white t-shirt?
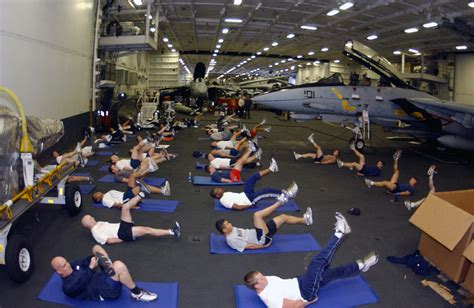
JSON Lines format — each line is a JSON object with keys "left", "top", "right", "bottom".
{"left": 258, "top": 276, "right": 305, "bottom": 308}
{"left": 220, "top": 192, "right": 251, "bottom": 209}
{"left": 116, "top": 159, "right": 132, "bottom": 171}
{"left": 216, "top": 140, "right": 234, "bottom": 149}
{"left": 102, "top": 190, "right": 125, "bottom": 208}
{"left": 211, "top": 158, "right": 231, "bottom": 169}
{"left": 226, "top": 227, "right": 261, "bottom": 252}
{"left": 91, "top": 221, "right": 120, "bottom": 244}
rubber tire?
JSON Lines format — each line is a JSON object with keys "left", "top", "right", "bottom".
{"left": 349, "top": 137, "right": 365, "bottom": 151}
{"left": 5, "top": 234, "right": 34, "bottom": 283}
{"left": 65, "top": 184, "right": 82, "bottom": 216}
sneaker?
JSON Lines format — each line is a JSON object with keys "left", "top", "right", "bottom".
{"left": 249, "top": 141, "right": 257, "bottom": 153}
{"left": 427, "top": 165, "right": 437, "bottom": 176}
{"left": 293, "top": 152, "right": 301, "bottom": 160}
{"left": 255, "top": 148, "right": 263, "bottom": 160}
{"left": 285, "top": 181, "right": 298, "bottom": 198}
{"left": 336, "top": 159, "right": 344, "bottom": 168}
{"left": 172, "top": 222, "right": 181, "bottom": 238}
{"left": 276, "top": 193, "right": 289, "bottom": 204}
{"left": 78, "top": 154, "right": 86, "bottom": 167}
{"left": 263, "top": 126, "right": 272, "bottom": 133}
{"left": 137, "top": 191, "right": 146, "bottom": 199}
{"left": 393, "top": 150, "right": 402, "bottom": 161}
{"left": 88, "top": 176, "right": 94, "bottom": 184}
{"left": 364, "top": 178, "right": 373, "bottom": 188}
{"left": 358, "top": 251, "right": 379, "bottom": 272}
{"left": 334, "top": 212, "right": 351, "bottom": 235}
{"left": 307, "top": 133, "right": 315, "bottom": 143}
{"left": 137, "top": 180, "right": 152, "bottom": 195}
{"left": 95, "top": 252, "right": 115, "bottom": 276}
{"left": 404, "top": 200, "right": 416, "bottom": 211}
{"left": 145, "top": 131, "right": 154, "bottom": 142}
{"left": 131, "top": 288, "right": 158, "bottom": 302}
{"left": 75, "top": 142, "right": 82, "bottom": 153}
{"left": 161, "top": 181, "right": 171, "bottom": 196}
{"left": 269, "top": 157, "right": 279, "bottom": 172}
{"left": 304, "top": 207, "right": 313, "bottom": 225}
{"left": 260, "top": 118, "right": 267, "bottom": 125}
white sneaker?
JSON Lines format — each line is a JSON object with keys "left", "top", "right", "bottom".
{"left": 264, "top": 126, "right": 272, "bottom": 133}
{"left": 161, "top": 181, "right": 171, "bottom": 196}
{"left": 293, "top": 152, "right": 301, "bottom": 160}
{"left": 260, "top": 118, "right": 266, "bottom": 125}
{"left": 75, "top": 142, "right": 82, "bottom": 153}
{"left": 285, "top": 181, "right": 298, "bottom": 198}
{"left": 404, "top": 200, "right": 416, "bottom": 211}
{"left": 336, "top": 159, "right": 344, "bottom": 168}
{"left": 307, "top": 133, "right": 315, "bottom": 143}
{"left": 393, "top": 150, "right": 402, "bottom": 161}
{"left": 358, "top": 251, "right": 379, "bottom": 272}
{"left": 304, "top": 207, "right": 313, "bottom": 225}
{"left": 427, "top": 165, "right": 437, "bottom": 176}
{"left": 277, "top": 193, "right": 289, "bottom": 204}
{"left": 255, "top": 148, "right": 262, "bottom": 160}
{"left": 131, "top": 288, "right": 158, "bottom": 302}
{"left": 269, "top": 158, "right": 279, "bottom": 172}
{"left": 334, "top": 212, "right": 351, "bottom": 235}
{"left": 364, "top": 178, "right": 373, "bottom": 188}
{"left": 249, "top": 141, "right": 257, "bottom": 153}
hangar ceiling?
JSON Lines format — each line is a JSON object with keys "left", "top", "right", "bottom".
{"left": 105, "top": 0, "right": 474, "bottom": 78}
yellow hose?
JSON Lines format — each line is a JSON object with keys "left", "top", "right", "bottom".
{"left": 0, "top": 86, "right": 33, "bottom": 153}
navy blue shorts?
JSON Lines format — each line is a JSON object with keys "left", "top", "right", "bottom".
{"left": 313, "top": 155, "right": 323, "bottom": 162}
{"left": 117, "top": 220, "right": 135, "bottom": 242}
{"left": 229, "top": 148, "right": 239, "bottom": 156}
{"left": 256, "top": 219, "right": 278, "bottom": 245}
{"left": 123, "top": 187, "right": 135, "bottom": 202}
{"left": 88, "top": 271, "right": 122, "bottom": 300}
{"left": 390, "top": 183, "right": 401, "bottom": 194}
{"left": 130, "top": 159, "right": 140, "bottom": 169}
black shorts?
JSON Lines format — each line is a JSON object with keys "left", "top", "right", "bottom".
{"left": 229, "top": 157, "right": 238, "bottom": 165}
{"left": 88, "top": 271, "right": 122, "bottom": 300}
{"left": 255, "top": 219, "right": 278, "bottom": 245}
{"left": 130, "top": 159, "right": 140, "bottom": 169}
{"left": 313, "top": 155, "right": 323, "bottom": 162}
{"left": 117, "top": 220, "right": 135, "bottom": 242}
{"left": 390, "top": 183, "right": 401, "bottom": 194}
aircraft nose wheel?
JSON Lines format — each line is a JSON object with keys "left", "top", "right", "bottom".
{"left": 349, "top": 137, "right": 365, "bottom": 151}
{"left": 5, "top": 234, "right": 34, "bottom": 283}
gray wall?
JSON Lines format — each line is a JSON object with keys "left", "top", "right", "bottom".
{"left": 454, "top": 54, "right": 474, "bottom": 105}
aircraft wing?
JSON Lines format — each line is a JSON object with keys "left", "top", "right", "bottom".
{"left": 406, "top": 98, "right": 474, "bottom": 129}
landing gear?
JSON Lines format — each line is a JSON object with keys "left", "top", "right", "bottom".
{"left": 5, "top": 234, "right": 34, "bottom": 283}
{"left": 349, "top": 137, "right": 365, "bottom": 151}
{"left": 65, "top": 184, "right": 82, "bottom": 216}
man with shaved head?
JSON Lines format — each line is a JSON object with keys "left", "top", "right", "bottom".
{"left": 50, "top": 245, "right": 157, "bottom": 302}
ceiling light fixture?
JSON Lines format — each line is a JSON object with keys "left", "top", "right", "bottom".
{"left": 281, "top": 60, "right": 286, "bottom": 63}
{"left": 423, "top": 21, "right": 438, "bottom": 28}
{"left": 367, "top": 34, "right": 378, "bottom": 40}
{"left": 167, "top": 44, "right": 173, "bottom": 48}
{"left": 456, "top": 45, "right": 468, "bottom": 50}
{"left": 393, "top": 50, "right": 401, "bottom": 55}
{"left": 306, "top": 62, "right": 311, "bottom": 65}
{"left": 321, "top": 47, "right": 329, "bottom": 52}
{"left": 224, "top": 18, "right": 243, "bottom": 23}
{"left": 163, "top": 38, "right": 169, "bottom": 42}
{"left": 214, "top": 49, "right": 219, "bottom": 53}
{"left": 256, "top": 52, "right": 262, "bottom": 55}
{"left": 132, "top": 0, "right": 143, "bottom": 5}
{"left": 150, "top": 27, "right": 156, "bottom": 32}
{"left": 307, "top": 51, "right": 315, "bottom": 55}
{"left": 300, "top": 25, "right": 318, "bottom": 31}
{"left": 213, "top": 53, "right": 217, "bottom": 56}
{"left": 272, "top": 42, "right": 279, "bottom": 46}
{"left": 263, "top": 47, "right": 269, "bottom": 51}
{"left": 171, "top": 48, "right": 176, "bottom": 52}
{"left": 334, "top": 59, "right": 340, "bottom": 63}
{"left": 339, "top": 2, "right": 354, "bottom": 10}
{"left": 286, "top": 33, "right": 295, "bottom": 39}
{"left": 269, "top": 65, "right": 273, "bottom": 68}
{"left": 408, "top": 48, "right": 419, "bottom": 53}
{"left": 234, "top": 0, "right": 242, "bottom": 5}
{"left": 296, "top": 55, "right": 303, "bottom": 58}
{"left": 218, "top": 38, "right": 224, "bottom": 43}
{"left": 216, "top": 44, "right": 221, "bottom": 48}
{"left": 404, "top": 27, "right": 418, "bottom": 33}
{"left": 468, "top": 1, "right": 474, "bottom": 8}
{"left": 251, "top": 55, "right": 256, "bottom": 58}
{"left": 327, "top": 9, "right": 340, "bottom": 16}
{"left": 222, "top": 28, "right": 229, "bottom": 34}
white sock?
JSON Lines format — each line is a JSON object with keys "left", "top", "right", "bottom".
{"left": 168, "top": 229, "right": 174, "bottom": 235}
{"left": 334, "top": 231, "right": 343, "bottom": 239}
{"left": 357, "top": 260, "right": 364, "bottom": 270}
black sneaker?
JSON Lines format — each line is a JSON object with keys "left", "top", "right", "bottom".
{"left": 172, "top": 222, "right": 181, "bottom": 239}
{"left": 95, "top": 252, "right": 115, "bottom": 276}
{"left": 88, "top": 176, "right": 94, "bottom": 184}
{"left": 136, "top": 180, "right": 152, "bottom": 195}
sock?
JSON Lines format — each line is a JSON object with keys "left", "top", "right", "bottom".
{"left": 169, "top": 229, "right": 174, "bottom": 235}
{"left": 356, "top": 259, "right": 364, "bottom": 270}
{"left": 131, "top": 286, "right": 141, "bottom": 295}
{"left": 334, "top": 231, "right": 343, "bottom": 239}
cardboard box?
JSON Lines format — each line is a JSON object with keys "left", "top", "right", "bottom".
{"left": 462, "top": 241, "right": 474, "bottom": 293}
{"left": 409, "top": 190, "right": 474, "bottom": 283}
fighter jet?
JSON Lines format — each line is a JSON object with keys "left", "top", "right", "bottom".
{"left": 253, "top": 40, "right": 474, "bottom": 151}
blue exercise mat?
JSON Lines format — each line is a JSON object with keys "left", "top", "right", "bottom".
{"left": 85, "top": 160, "right": 100, "bottom": 166}
{"left": 97, "top": 151, "right": 114, "bottom": 156}
{"left": 98, "top": 174, "right": 166, "bottom": 187}
{"left": 71, "top": 172, "right": 90, "bottom": 177}
{"left": 214, "top": 199, "right": 300, "bottom": 212}
{"left": 198, "top": 137, "right": 210, "bottom": 140}
{"left": 93, "top": 199, "right": 178, "bottom": 212}
{"left": 38, "top": 273, "right": 179, "bottom": 307}
{"left": 99, "top": 165, "right": 110, "bottom": 172}
{"left": 210, "top": 233, "right": 320, "bottom": 254}
{"left": 195, "top": 161, "right": 207, "bottom": 169}
{"left": 234, "top": 275, "right": 378, "bottom": 307}
{"left": 194, "top": 176, "right": 244, "bottom": 186}
{"left": 79, "top": 184, "right": 96, "bottom": 194}
{"left": 98, "top": 174, "right": 119, "bottom": 183}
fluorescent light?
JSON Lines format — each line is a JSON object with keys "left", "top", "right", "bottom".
{"left": 314, "top": 60, "right": 320, "bottom": 64}
{"left": 234, "top": 0, "right": 242, "bottom": 5}
{"left": 393, "top": 50, "right": 401, "bottom": 55}
{"left": 281, "top": 60, "right": 286, "bottom": 63}
{"left": 404, "top": 27, "right": 418, "bottom": 33}
{"left": 247, "top": 58, "right": 251, "bottom": 61}
{"left": 213, "top": 53, "right": 217, "bottom": 56}
{"left": 469, "top": 1, "right": 474, "bottom": 8}
{"left": 272, "top": 42, "right": 279, "bottom": 46}
{"left": 216, "top": 44, "right": 221, "bottom": 48}
{"left": 408, "top": 48, "right": 419, "bottom": 53}
{"left": 339, "top": 2, "right": 354, "bottom": 10}
{"left": 251, "top": 55, "right": 256, "bottom": 58}
{"left": 423, "top": 22, "right": 438, "bottom": 28}
{"left": 274, "top": 62, "right": 279, "bottom": 65}
{"left": 307, "top": 51, "right": 314, "bottom": 55}
{"left": 287, "top": 58, "right": 293, "bottom": 61}
{"left": 327, "top": 9, "right": 340, "bottom": 16}
{"left": 263, "top": 47, "right": 269, "bottom": 51}
{"left": 456, "top": 45, "right": 468, "bottom": 50}
{"left": 171, "top": 49, "right": 176, "bottom": 52}
{"left": 300, "top": 25, "right": 318, "bottom": 31}
{"left": 163, "top": 37, "right": 169, "bottom": 42}
{"left": 218, "top": 38, "right": 224, "bottom": 43}
{"left": 150, "top": 27, "right": 156, "bottom": 33}
{"left": 224, "top": 18, "right": 243, "bottom": 23}
{"left": 214, "top": 49, "right": 219, "bottom": 53}
{"left": 334, "top": 59, "right": 340, "bottom": 63}
{"left": 256, "top": 52, "right": 262, "bottom": 55}
{"left": 306, "top": 62, "right": 311, "bottom": 65}
{"left": 132, "top": 0, "right": 143, "bottom": 5}
{"left": 321, "top": 47, "right": 329, "bottom": 52}
{"left": 367, "top": 34, "right": 378, "bottom": 40}
{"left": 268, "top": 65, "right": 272, "bottom": 68}
{"left": 296, "top": 55, "right": 303, "bottom": 58}
{"left": 222, "top": 28, "right": 229, "bottom": 34}
{"left": 167, "top": 44, "right": 173, "bottom": 48}
{"left": 290, "top": 66, "right": 295, "bottom": 70}
{"left": 286, "top": 33, "right": 295, "bottom": 39}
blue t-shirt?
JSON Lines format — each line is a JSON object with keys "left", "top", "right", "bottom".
{"left": 359, "top": 165, "right": 381, "bottom": 177}
{"left": 393, "top": 183, "right": 415, "bottom": 195}
{"left": 211, "top": 170, "right": 231, "bottom": 182}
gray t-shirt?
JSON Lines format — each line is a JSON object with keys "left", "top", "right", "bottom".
{"left": 226, "top": 227, "right": 263, "bottom": 252}
{"left": 114, "top": 169, "right": 133, "bottom": 183}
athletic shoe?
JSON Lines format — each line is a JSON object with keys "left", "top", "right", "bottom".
{"left": 304, "top": 207, "right": 313, "bottom": 226}
{"left": 77, "top": 153, "right": 86, "bottom": 167}
{"left": 137, "top": 191, "right": 146, "bottom": 199}
{"left": 269, "top": 157, "right": 279, "bottom": 173}
{"left": 75, "top": 142, "right": 82, "bottom": 154}
{"left": 131, "top": 288, "right": 158, "bottom": 302}
{"left": 358, "top": 251, "right": 379, "bottom": 272}
{"left": 276, "top": 193, "right": 289, "bottom": 204}
{"left": 404, "top": 200, "right": 416, "bottom": 211}
{"left": 293, "top": 151, "right": 301, "bottom": 160}
{"left": 364, "top": 178, "right": 373, "bottom": 188}
{"left": 260, "top": 118, "right": 267, "bottom": 125}
{"left": 336, "top": 159, "right": 344, "bottom": 168}
{"left": 264, "top": 126, "right": 272, "bottom": 133}
{"left": 172, "top": 222, "right": 181, "bottom": 238}
{"left": 145, "top": 131, "right": 154, "bottom": 142}
{"left": 249, "top": 141, "right": 257, "bottom": 153}
{"left": 95, "top": 252, "right": 115, "bottom": 276}
{"left": 427, "top": 165, "right": 437, "bottom": 176}
{"left": 255, "top": 148, "right": 263, "bottom": 160}
{"left": 137, "top": 180, "right": 152, "bottom": 195}
{"left": 393, "top": 150, "right": 402, "bottom": 161}
{"left": 161, "top": 181, "right": 171, "bottom": 196}
{"left": 88, "top": 176, "right": 94, "bottom": 184}
{"left": 334, "top": 212, "right": 351, "bottom": 235}
{"left": 285, "top": 181, "right": 298, "bottom": 198}
{"left": 307, "top": 133, "right": 315, "bottom": 144}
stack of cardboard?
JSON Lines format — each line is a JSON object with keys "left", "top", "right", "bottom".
{"left": 409, "top": 190, "right": 474, "bottom": 289}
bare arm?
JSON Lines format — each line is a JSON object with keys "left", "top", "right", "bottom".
{"left": 245, "top": 243, "right": 271, "bottom": 250}
{"left": 106, "top": 238, "right": 124, "bottom": 244}
{"left": 220, "top": 178, "right": 233, "bottom": 183}
{"left": 231, "top": 204, "right": 253, "bottom": 211}
{"left": 283, "top": 298, "right": 317, "bottom": 308}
